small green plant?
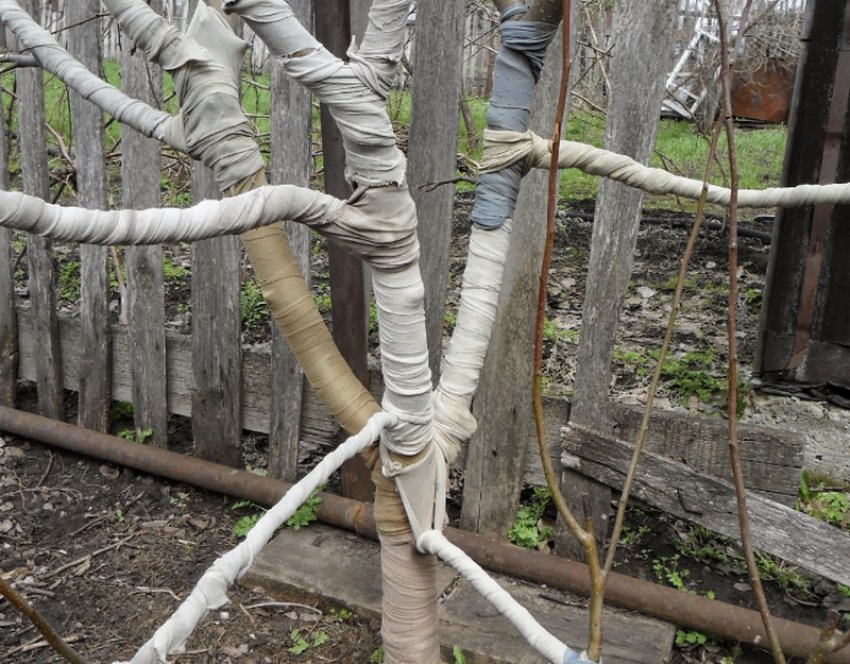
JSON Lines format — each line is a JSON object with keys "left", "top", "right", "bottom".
{"left": 162, "top": 256, "right": 187, "bottom": 281}
{"left": 116, "top": 427, "right": 153, "bottom": 443}
{"left": 755, "top": 552, "right": 811, "bottom": 596}
{"left": 797, "top": 472, "right": 850, "bottom": 530}
{"left": 313, "top": 293, "right": 332, "bottom": 313}
{"left": 58, "top": 260, "right": 81, "bottom": 302}
{"left": 618, "top": 523, "right": 650, "bottom": 548}
{"left": 836, "top": 583, "right": 850, "bottom": 598}
{"left": 111, "top": 401, "right": 134, "bottom": 420}
{"left": 451, "top": 645, "right": 466, "bottom": 664}
{"left": 114, "top": 508, "right": 124, "bottom": 522}
{"left": 231, "top": 499, "right": 264, "bottom": 538}
{"left": 652, "top": 554, "right": 689, "bottom": 592}
{"left": 288, "top": 628, "right": 329, "bottom": 654}
{"left": 287, "top": 488, "right": 323, "bottom": 530}
{"left": 369, "top": 645, "right": 384, "bottom": 663}
{"left": 675, "top": 629, "right": 707, "bottom": 646}
{"left": 674, "top": 524, "right": 731, "bottom": 566}
{"left": 240, "top": 279, "right": 268, "bottom": 328}
{"left": 329, "top": 607, "right": 353, "bottom": 622}
{"left": 507, "top": 486, "right": 553, "bottom": 550}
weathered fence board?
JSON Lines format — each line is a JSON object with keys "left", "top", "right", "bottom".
{"left": 68, "top": 0, "right": 110, "bottom": 433}
{"left": 564, "top": 0, "right": 679, "bottom": 557}
{"left": 190, "top": 163, "right": 243, "bottom": 466}
{"left": 408, "top": 0, "right": 464, "bottom": 380}
{"left": 121, "top": 8, "right": 169, "bottom": 447}
{"left": 610, "top": 405, "right": 803, "bottom": 504}
{"left": 563, "top": 424, "right": 850, "bottom": 586}
{"left": 461, "top": 32, "right": 564, "bottom": 539}
{"left": 0, "top": 42, "right": 16, "bottom": 407}
{"left": 17, "top": 0, "right": 63, "bottom": 421}
{"left": 758, "top": 0, "right": 850, "bottom": 387}
{"left": 267, "top": 0, "right": 312, "bottom": 482}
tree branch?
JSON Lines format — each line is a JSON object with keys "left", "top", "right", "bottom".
{"left": 0, "top": 575, "right": 91, "bottom": 664}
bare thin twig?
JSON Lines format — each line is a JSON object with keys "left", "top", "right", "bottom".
{"left": 0, "top": 575, "right": 91, "bottom": 664}
{"left": 602, "top": 122, "right": 722, "bottom": 576}
{"left": 532, "top": 1, "right": 605, "bottom": 660}
{"left": 714, "top": 2, "right": 786, "bottom": 662}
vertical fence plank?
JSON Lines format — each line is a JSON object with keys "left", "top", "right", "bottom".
{"left": 0, "top": 42, "right": 16, "bottom": 407}
{"left": 267, "top": 0, "right": 312, "bottom": 481}
{"left": 460, "top": 31, "right": 565, "bottom": 540}
{"left": 67, "top": 0, "right": 110, "bottom": 432}
{"left": 190, "top": 164, "right": 243, "bottom": 466}
{"left": 409, "top": 0, "right": 464, "bottom": 380}
{"left": 122, "top": 1, "right": 169, "bottom": 446}
{"left": 315, "top": 1, "right": 373, "bottom": 501}
{"left": 565, "top": 0, "right": 679, "bottom": 557}
{"left": 18, "top": 0, "right": 63, "bottom": 420}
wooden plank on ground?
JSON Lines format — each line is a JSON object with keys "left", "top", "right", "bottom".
{"left": 610, "top": 404, "right": 803, "bottom": 504}
{"left": 267, "top": 0, "right": 312, "bottom": 482}
{"left": 68, "top": 0, "right": 110, "bottom": 433}
{"left": 190, "top": 164, "right": 242, "bottom": 466}
{"left": 0, "top": 70, "right": 16, "bottom": 407}
{"left": 17, "top": 0, "right": 63, "bottom": 420}
{"left": 563, "top": 423, "right": 850, "bottom": 586}
{"left": 441, "top": 575, "right": 674, "bottom": 664}
{"left": 408, "top": 0, "right": 464, "bottom": 380}
{"left": 242, "top": 523, "right": 674, "bottom": 664}
{"left": 122, "top": 3, "right": 168, "bottom": 446}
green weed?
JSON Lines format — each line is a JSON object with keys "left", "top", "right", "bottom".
{"left": 508, "top": 486, "right": 553, "bottom": 550}
{"left": 797, "top": 472, "right": 850, "bottom": 530}
{"left": 675, "top": 629, "right": 707, "bottom": 646}
{"left": 240, "top": 279, "right": 268, "bottom": 328}
{"left": 58, "top": 260, "right": 81, "bottom": 302}
{"left": 369, "top": 646, "right": 384, "bottom": 664}
{"left": 288, "top": 628, "right": 329, "bottom": 654}
{"left": 117, "top": 428, "right": 153, "bottom": 444}
{"left": 162, "top": 256, "right": 187, "bottom": 281}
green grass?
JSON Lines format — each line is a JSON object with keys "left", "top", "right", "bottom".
{"left": 2, "top": 62, "right": 785, "bottom": 217}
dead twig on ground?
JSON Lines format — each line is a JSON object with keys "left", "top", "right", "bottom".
{"left": 39, "top": 533, "right": 135, "bottom": 581}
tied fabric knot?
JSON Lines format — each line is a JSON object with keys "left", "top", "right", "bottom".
{"left": 479, "top": 129, "right": 552, "bottom": 176}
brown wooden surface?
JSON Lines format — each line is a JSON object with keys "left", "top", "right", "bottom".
{"left": 68, "top": 0, "right": 111, "bottom": 433}
{"left": 17, "top": 0, "right": 63, "bottom": 421}
{"left": 0, "top": 70, "right": 16, "bottom": 407}
{"left": 244, "top": 523, "right": 675, "bottom": 664}
{"left": 267, "top": 0, "right": 313, "bottom": 482}
{"left": 563, "top": 424, "right": 850, "bottom": 586}
{"left": 121, "top": 10, "right": 169, "bottom": 447}
{"left": 565, "top": 0, "right": 678, "bottom": 556}
{"left": 408, "top": 0, "right": 464, "bottom": 380}
{"left": 759, "top": 0, "right": 850, "bottom": 385}
{"left": 314, "top": 1, "right": 373, "bottom": 502}
{"left": 190, "top": 165, "right": 243, "bottom": 466}
{"left": 461, "top": 34, "right": 563, "bottom": 540}
{"left": 610, "top": 404, "right": 803, "bottom": 504}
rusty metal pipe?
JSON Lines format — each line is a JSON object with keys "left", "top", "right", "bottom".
{"left": 1, "top": 405, "right": 845, "bottom": 662}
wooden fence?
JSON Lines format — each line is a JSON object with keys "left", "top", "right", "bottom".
{"left": 5, "top": 3, "right": 842, "bottom": 582}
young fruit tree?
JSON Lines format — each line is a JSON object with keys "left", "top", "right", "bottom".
{"left": 0, "top": 0, "right": 597, "bottom": 662}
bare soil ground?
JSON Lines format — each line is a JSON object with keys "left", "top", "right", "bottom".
{"left": 4, "top": 196, "right": 850, "bottom": 663}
